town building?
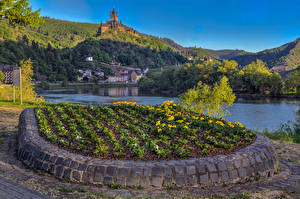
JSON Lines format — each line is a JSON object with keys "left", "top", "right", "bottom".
{"left": 0, "top": 65, "right": 18, "bottom": 84}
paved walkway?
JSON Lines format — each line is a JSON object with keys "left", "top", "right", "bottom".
{"left": 0, "top": 176, "right": 49, "bottom": 199}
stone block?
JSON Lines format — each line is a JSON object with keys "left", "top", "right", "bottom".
{"left": 151, "top": 176, "right": 163, "bottom": 187}
{"left": 70, "top": 161, "right": 79, "bottom": 169}
{"left": 82, "top": 171, "right": 93, "bottom": 183}
{"left": 210, "top": 173, "right": 219, "bottom": 183}
{"left": 242, "top": 159, "right": 250, "bottom": 168}
{"left": 175, "top": 176, "right": 186, "bottom": 186}
{"left": 188, "top": 175, "right": 197, "bottom": 186}
{"left": 63, "top": 168, "right": 71, "bottom": 179}
{"left": 199, "top": 173, "right": 209, "bottom": 185}
{"left": 196, "top": 164, "right": 207, "bottom": 174}
{"left": 62, "top": 158, "right": 72, "bottom": 167}
{"left": 152, "top": 166, "right": 164, "bottom": 176}
{"left": 164, "top": 167, "right": 173, "bottom": 176}
{"left": 95, "top": 166, "right": 106, "bottom": 174}
{"left": 186, "top": 166, "right": 196, "bottom": 175}
{"left": 233, "top": 159, "right": 241, "bottom": 168}
{"left": 175, "top": 166, "right": 185, "bottom": 175}
{"left": 78, "top": 163, "right": 87, "bottom": 171}
{"left": 217, "top": 162, "right": 227, "bottom": 171}
{"left": 119, "top": 167, "right": 130, "bottom": 176}
{"left": 221, "top": 171, "right": 229, "bottom": 182}
{"left": 238, "top": 168, "right": 247, "bottom": 178}
{"left": 132, "top": 167, "right": 143, "bottom": 176}
{"left": 255, "top": 154, "right": 262, "bottom": 163}
{"left": 56, "top": 157, "right": 64, "bottom": 165}
{"left": 144, "top": 168, "right": 151, "bottom": 176}
{"left": 206, "top": 163, "right": 217, "bottom": 172}
{"left": 229, "top": 169, "right": 238, "bottom": 180}
{"left": 72, "top": 170, "right": 82, "bottom": 182}
{"left": 114, "top": 177, "right": 126, "bottom": 186}
{"left": 103, "top": 176, "right": 113, "bottom": 185}
{"left": 127, "top": 177, "right": 139, "bottom": 186}
{"left": 140, "top": 177, "right": 150, "bottom": 187}
{"left": 107, "top": 166, "right": 117, "bottom": 176}
{"left": 55, "top": 165, "right": 64, "bottom": 178}
{"left": 93, "top": 172, "right": 103, "bottom": 183}
{"left": 163, "top": 177, "right": 173, "bottom": 186}
{"left": 225, "top": 161, "right": 234, "bottom": 170}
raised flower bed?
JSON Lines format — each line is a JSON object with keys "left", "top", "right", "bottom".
{"left": 34, "top": 101, "right": 256, "bottom": 160}
{"left": 17, "top": 101, "right": 277, "bottom": 188}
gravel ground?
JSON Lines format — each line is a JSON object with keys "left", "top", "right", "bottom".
{"left": 0, "top": 106, "right": 299, "bottom": 199}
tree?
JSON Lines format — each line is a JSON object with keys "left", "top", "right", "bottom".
{"left": 0, "top": 0, "right": 43, "bottom": 27}
{"left": 217, "top": 60, "right": 238, "bottom": 74}
{"left": 180, "top": 76, "right": 236, "bottom": 118}
{"left": 285, "top": 68, "right": 300, "bottom": 95}
{"left": 241, "top": 59, "right": 272, "bottom": 93}
{"left": 0, "top": 70, "right": 5, "bottom": 84}
{"left": 19, "top": 59, "right": 43, "bottom": 102}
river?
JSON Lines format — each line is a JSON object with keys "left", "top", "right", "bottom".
{"left": 37, "top": 87, "right": 300, "bottom": 131}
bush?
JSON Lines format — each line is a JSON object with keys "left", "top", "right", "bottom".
{"left": 263, "top": 122, "right": 300, "bottom": 143}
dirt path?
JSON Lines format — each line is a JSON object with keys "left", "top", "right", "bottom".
{"left": 0, "top": 106, "right": 299, "bottom": 199}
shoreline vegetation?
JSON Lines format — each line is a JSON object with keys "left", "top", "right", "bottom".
{"left": 263, "top": 109, "right": 300, "bottom": 144}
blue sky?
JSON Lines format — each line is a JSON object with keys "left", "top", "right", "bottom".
{"left": 30, "top": 0, "right": 300, "bottom": 52}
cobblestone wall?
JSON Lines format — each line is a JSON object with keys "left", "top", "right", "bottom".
{"left": 18, "top": 109, "right": 278, "bottom": 188}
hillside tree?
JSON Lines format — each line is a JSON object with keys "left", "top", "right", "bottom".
{"left": 0, "top": 0, "right": 43, "bottom": 27}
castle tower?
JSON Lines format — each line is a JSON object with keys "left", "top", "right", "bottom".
{"left": 110, "top": 8, "right": 118, "bottom": 22}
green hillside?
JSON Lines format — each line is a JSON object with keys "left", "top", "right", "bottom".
{"left": 0, "top": 17, "right": 188, "bottom": 82}
{"left": 232, "top": 38, "right": 300, "bottom": 70}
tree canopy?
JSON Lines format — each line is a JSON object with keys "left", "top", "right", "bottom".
{"left": 0, "top": 0, "right": 43, "bottom": 27}
{"left": 180, "top": 76, "right": 236, "bottom": 118}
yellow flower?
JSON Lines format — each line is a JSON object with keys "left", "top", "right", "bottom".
{"left": 184, "top": 125, "right": 188, "bottom": 129}
{"left": 200, "top": 117, "right": 204, "bottom": 120}
{"left": 227, "top": 121, "right": 235, "bottom": 128}
{"left": 235, "top": 122, "right": 244, "bottom": 128}
{"left": 157, "top": 128, "right": 162, "bottom": 133}
{"left": 168, "top": 116, "right": 175, "bottom": 121}
{"left": 216, "top": 121, "right": 224, "bottom": 126}
{"left": 157, "top": 108, "right": 161, "bottom": 111}
{"left": 186, "top": 122, "right": 191, "bottom": 125}
{"left": 192, "top": 116, "right": 199, "bottom": 120}
{"left": 156, "top": 121, "right": 161, "bottom": 126}
{"left": 161, "top": 123, "right": 166, "bottom": 127}
{"left": 177, "top": 120, "right": 184, "bottom": 124}
{"left": 208, "top": 120, "right": 213, "bottom": 124}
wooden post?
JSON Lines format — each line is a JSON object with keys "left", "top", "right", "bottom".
{"left": 19, "top": 69, "right": 22, "bottom": 105}
{"left": 13, "top": 85, "right": 15, "bottom": 103}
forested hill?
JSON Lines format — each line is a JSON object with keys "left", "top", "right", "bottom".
{"left": 232, "top": 38, "right": 300, "bottom": 70}
{"left": 0, "top": 17, "right": 188, "bottom": 82}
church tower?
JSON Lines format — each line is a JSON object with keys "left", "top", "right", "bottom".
{"left": 110, "top": 8, "right": 118, "bottom": 22}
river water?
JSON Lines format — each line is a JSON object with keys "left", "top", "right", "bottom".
{"left": 37, "top": 87, "right": 300, "bottom": 131}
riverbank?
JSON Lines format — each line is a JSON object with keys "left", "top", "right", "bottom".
{"left": 0, "top": 106, "right": 299, "bottom": 198}
{"left": 35, "top": 82, "right": 138, "bottom": 90}
{"left": 235, "top": 93, "right": 300, "bottom": 100}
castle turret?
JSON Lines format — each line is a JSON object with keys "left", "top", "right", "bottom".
{"left": 110, "top": 8, "right": 118, "bottom": 22}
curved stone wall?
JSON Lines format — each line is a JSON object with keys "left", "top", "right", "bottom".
{"left": 18, "top": 109, "right": 278, "bottom": 188}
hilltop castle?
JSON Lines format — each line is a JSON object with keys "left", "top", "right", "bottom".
{"left": 97, "top": 8, "right": 137, "bottom": 36}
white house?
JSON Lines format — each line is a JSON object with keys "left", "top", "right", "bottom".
{"left": 85, "top": 54, "right": 93, "bottom": 62}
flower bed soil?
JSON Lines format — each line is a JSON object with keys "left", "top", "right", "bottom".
{"left": 34, "top": 101, "right": 256, "bottom": 161}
